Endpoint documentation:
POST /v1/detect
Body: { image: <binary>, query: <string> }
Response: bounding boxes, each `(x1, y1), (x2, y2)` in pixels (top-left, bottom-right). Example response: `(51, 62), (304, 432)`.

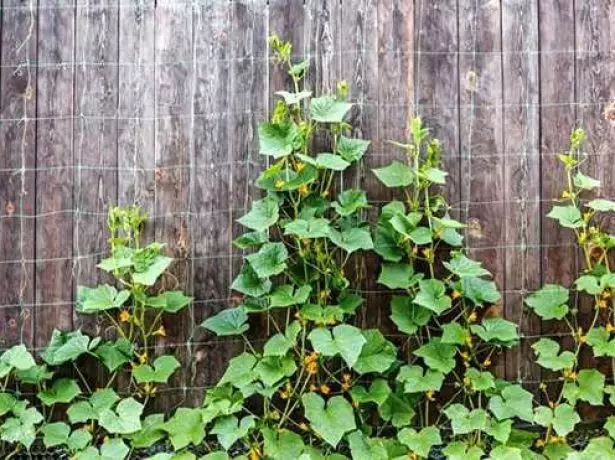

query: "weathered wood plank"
(414, 0), (459, 214)
(117, 0), (156, 228)
(191, 0), (233, 392)
(501, 0), (541, 382)
(72, 0), (119, 394)
(35, 0), (75, 349)
(340, 0), (378, 330)
(305, 0), (340, 96)
(458, 0), (505, 377)
(574, 0), (615, 419)
(154, 0), (193, 408)
(539, 0), (576, 397)
(0, 0), (37, 348)
(372, 0), (413, 329)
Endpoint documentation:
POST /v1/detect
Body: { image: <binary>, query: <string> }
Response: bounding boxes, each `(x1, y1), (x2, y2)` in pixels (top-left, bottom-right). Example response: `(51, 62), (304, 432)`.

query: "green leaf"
(563, 369), (605, 406)
(142, 291), (192, 313)
(218, 353), (258, 389)
(377, 263), (416, 289)
(275, 90), (312, 105)
(132, 255), (173, 286)
(231, 265), (272, 297)
(389, 211), (422, 237)
(310, 95), (352, 123)
(127, 413), (166, 449)
(398, 426), (441, 457)
(133, 355), (180, 384)
(42, 422), (70, 448)
(233, 230), (268, 249)
(38, 378), (81, 406)
(605, 415), (615, 440)
(309, 324), (366, 368)
(441, 322), (469, 345)
(350, 379), (392, 407)
(547, 205), (583, 228)
(211, 415), (255, 450)
(77, 284), (131, 313)
(534, 404), (579, 437)
(374, 225), (405, 262)
(390, 295), (432, 335)
(525, 284), (569, 320)
(587, 327), (615, 358)
(487, 419), (513, 444)
(464, 368), (495, 392)
(422, 167), (448, 184)
(332, 189), (368, 216)
(588, 199), (615, 212)
(258, 122), (298, 158)
(0, 403), (43, 449)
(301, 393), (356, 447)
(262, 427), (306, 460)
(444, 404), (488, 435)
(76, 438), (130, 460)
(0, 344), (35, 375)
(489, 446), (523, 460)
(257, 162), (319, 192)
(372, 161), (414, 188)
(96, 337), (134, 372)
(202, 307), (249, 336)
(574, 172), (600, 190)
(67, 389), (119, 423)
(246, 242), (288, 278)
(489, 384), (534, 422)
(460, 277), (501, 305)
(237, 197), (280, 232)
(354, 330), (397, 374)
(532, 338), (575, 370)
(575, 275), (602, 294)
(347, 431), (389, 460)
(378, 392), (415, 428)
(444, 254), (491, 278)
(413, 339), (456, 373)
(254, 355), (297, 386)
(163, 407), (205, 450)
(296, 153), (350, 171)
(42, 329), (97, 366)
(337, 136), (370, 163)
(470, 318), (519, 348)
(263, 322), (301, 357)
(396, 365), (444, 393)
(442, 441), (484, 460)
(328, 227), (373, 253)
(99, 397), (143, 434)
(409, 227), (432, 245)
(269, 285), (312, 308)
(284, 218), (331, 239)
(0, 393), (17, 416)
(414, 279), (451, 314)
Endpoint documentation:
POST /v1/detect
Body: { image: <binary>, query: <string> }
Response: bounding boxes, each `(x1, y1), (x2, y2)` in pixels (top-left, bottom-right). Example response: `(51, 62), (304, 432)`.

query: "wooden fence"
(1, 0), (614, 407)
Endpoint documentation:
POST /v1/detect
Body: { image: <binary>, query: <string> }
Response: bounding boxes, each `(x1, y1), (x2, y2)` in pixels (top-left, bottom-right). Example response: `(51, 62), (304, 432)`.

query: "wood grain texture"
(0, 0), (37, 348)
(191, 0), (233, 392)
(154, 0), (193, 408)
(501, 0), (541, 382)
(458, 0), (505, 377)
(340, 0), (378, 330)
(35, 0), (75, 349)
(574, 0), (615, 419)
(539, 0), (576, 396)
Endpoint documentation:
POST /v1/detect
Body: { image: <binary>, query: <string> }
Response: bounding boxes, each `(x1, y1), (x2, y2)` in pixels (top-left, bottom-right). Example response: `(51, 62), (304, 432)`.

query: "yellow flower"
(298, 184), (309, 196)
(294, 161), (306, 173)
(306, 361), (318, 375)
(320, 384), (331, 395)
(483, 358), (492, 367)
(321, 190), (330, 198)
(309, 383), (318, 392)
(119, 310), (131, 323)
(426, 390), (435, 401)
(138, 352), (148, 364)
(341, 382), (351, 392)
(596, 299), (608, 309)
(274, 179), (286, 189)
(451, 290), (462, 299)
(607, 323), (615, 333)
(249, 447), (261, 460)
(468, 311), (478, 323)
(299, 422), (309, 431)
(153, 325), (166, 337)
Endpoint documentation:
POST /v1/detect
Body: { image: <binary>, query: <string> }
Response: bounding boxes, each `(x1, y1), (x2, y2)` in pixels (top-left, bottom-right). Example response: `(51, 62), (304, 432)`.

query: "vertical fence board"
(574, 1), (615, 418)
(539, 0), (576, 394)
(35, 0), (76, 348)
(192, 0), (233, 390)
(118, 0), (155, 222)
(501, 0), (541, 382)
(458, 0), (505, 376)
(414, 0), (459, 213)
(341, 0), (378, 330)
(154, 0), (193, 408)
(0, 0), (37, 348)
(72, 0), (119, 392)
